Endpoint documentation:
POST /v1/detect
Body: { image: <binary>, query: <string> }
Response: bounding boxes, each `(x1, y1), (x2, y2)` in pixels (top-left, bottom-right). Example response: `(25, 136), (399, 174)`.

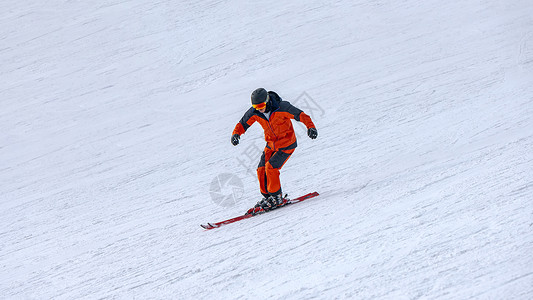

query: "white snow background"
(1, 0), (533, 299)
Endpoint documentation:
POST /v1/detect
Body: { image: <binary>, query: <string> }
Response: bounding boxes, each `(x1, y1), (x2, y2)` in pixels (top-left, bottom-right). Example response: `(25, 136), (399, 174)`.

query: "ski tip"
(200, 223), (213, 230)
(201, 222), (219, 230)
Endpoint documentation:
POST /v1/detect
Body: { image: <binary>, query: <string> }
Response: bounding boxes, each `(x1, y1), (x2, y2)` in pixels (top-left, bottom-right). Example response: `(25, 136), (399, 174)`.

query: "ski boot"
(245, 194), (289, 215)
(246, 196), (269, 215)
(270, 193), (289, 209)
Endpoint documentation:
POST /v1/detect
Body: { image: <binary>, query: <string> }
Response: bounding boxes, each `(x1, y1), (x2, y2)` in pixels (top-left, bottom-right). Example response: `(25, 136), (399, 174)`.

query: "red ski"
(201, 192), (319, 230)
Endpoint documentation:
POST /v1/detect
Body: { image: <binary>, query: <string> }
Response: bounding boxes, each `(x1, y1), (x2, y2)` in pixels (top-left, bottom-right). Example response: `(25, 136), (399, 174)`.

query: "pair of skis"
(201, 192), (319, 230)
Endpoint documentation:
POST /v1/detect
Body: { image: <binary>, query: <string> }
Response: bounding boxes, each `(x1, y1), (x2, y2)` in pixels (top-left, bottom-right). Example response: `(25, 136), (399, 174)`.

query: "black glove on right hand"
(308, 128), (318, 139)
(231, 134), (240, 146)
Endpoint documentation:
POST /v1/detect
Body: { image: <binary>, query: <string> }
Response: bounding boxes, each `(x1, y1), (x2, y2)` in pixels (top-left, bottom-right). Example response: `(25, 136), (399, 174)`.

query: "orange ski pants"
(257, 147), (295, 197)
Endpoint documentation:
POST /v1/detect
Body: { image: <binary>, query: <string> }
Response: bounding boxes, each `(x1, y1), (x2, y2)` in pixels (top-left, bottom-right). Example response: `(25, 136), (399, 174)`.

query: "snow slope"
(1, 0), (532, 299)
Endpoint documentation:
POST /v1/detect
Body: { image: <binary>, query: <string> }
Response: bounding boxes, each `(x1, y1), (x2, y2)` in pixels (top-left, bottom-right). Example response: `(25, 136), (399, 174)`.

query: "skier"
(231, 88), (318, 215)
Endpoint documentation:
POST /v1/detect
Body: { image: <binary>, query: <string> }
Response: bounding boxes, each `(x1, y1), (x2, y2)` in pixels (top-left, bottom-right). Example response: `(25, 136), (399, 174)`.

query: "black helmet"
(251, 88), (268, 105)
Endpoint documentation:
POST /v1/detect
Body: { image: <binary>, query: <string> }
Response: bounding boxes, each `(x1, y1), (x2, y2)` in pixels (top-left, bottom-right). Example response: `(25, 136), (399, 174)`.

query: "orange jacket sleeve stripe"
(280, 101), (316, 129)
(298, 112), (315, 129)
(232, 108), (257, 136)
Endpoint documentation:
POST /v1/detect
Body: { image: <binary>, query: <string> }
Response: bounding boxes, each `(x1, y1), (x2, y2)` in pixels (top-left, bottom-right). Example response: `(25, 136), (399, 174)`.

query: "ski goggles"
(252, 101), (267, 110)
(252, 94), (269, 110)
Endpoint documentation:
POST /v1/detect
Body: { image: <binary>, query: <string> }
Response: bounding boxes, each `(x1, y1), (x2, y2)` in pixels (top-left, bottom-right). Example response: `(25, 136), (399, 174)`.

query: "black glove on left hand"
(308, 127), (318, 139)
(231, 134), (240, 146)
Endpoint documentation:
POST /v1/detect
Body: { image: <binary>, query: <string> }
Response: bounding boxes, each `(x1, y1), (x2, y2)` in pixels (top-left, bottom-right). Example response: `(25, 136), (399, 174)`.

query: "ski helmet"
(251, 88), (268, 105)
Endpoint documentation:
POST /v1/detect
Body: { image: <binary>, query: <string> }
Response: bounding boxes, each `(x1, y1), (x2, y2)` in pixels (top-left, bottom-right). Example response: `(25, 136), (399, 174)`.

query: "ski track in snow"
(1, 0), (533, 299)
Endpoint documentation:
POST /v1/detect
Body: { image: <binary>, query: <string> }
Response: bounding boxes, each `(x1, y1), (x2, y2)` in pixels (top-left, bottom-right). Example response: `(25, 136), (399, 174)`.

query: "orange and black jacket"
(232, 91), (316, 151)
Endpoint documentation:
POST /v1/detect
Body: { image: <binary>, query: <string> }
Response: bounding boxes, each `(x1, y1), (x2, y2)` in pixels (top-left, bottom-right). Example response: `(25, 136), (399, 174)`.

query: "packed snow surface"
(1, 0), (532, 299)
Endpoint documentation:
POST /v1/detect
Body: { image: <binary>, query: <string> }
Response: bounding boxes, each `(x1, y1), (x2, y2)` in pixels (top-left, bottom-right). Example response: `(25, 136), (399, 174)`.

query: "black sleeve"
(280, 101), (303, 121)
(239, 107), (256, 131)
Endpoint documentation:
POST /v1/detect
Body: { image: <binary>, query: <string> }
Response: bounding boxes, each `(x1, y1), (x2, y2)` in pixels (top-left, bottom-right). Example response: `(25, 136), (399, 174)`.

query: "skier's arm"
(285, 103), (316, 129)
(284, 103), (317, 139)
(232, 108), (257, 144)
(297, 111), (315, 129)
